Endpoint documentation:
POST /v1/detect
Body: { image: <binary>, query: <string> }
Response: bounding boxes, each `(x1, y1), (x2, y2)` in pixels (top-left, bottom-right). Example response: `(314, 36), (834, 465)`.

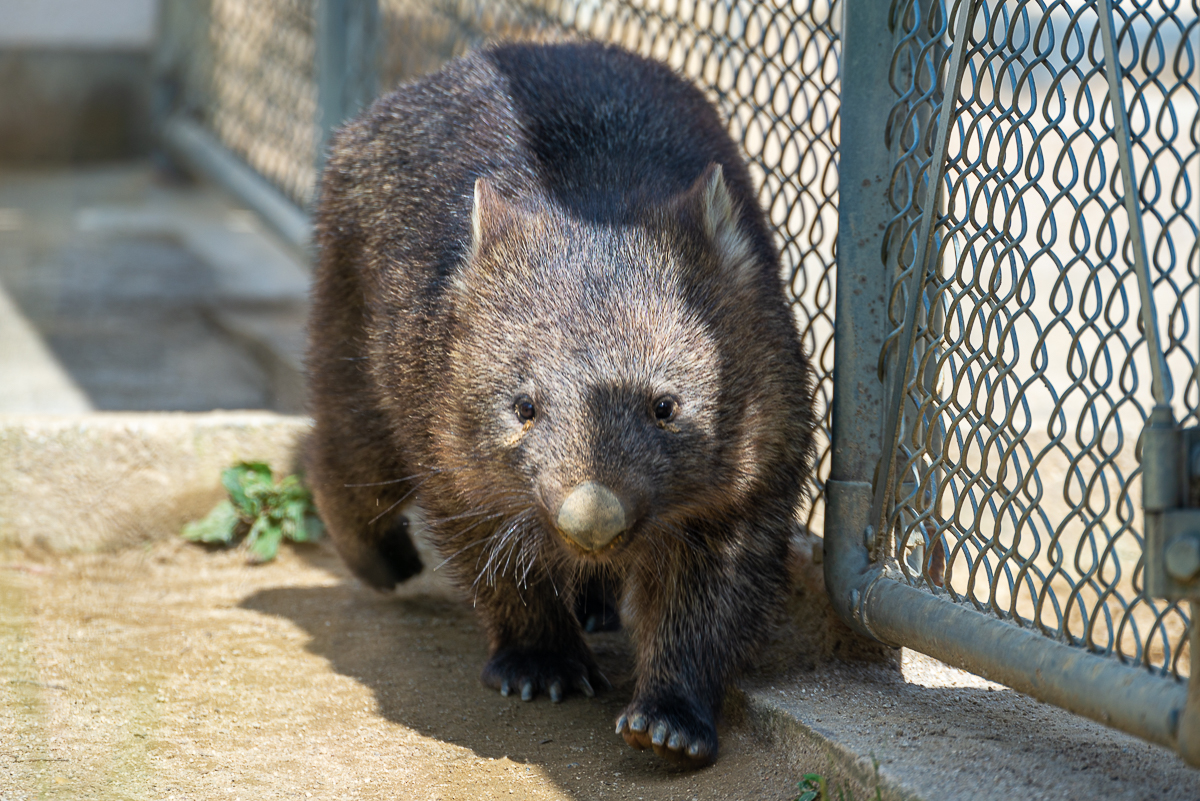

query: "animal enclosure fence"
(156, 0), (1200, 767)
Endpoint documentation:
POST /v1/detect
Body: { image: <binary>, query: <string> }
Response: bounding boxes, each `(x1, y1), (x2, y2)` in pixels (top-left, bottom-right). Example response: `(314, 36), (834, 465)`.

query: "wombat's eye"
(653, 396), (678, 422)
(514, 395), (537, 421)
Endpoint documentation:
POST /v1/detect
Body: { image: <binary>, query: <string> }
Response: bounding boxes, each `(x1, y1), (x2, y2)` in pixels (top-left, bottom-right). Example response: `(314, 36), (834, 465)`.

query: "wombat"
(306, 40), (816, 767)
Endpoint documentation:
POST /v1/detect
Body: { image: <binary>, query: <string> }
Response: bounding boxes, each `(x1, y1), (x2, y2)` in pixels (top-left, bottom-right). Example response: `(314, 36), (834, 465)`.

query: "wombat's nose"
(555, 481), (628, 551)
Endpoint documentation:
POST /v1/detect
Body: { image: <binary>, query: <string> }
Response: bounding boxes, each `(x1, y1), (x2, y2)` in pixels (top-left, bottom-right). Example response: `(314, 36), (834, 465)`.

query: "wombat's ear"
(468, 176), (522, 258)
(680, 163), (756, 284)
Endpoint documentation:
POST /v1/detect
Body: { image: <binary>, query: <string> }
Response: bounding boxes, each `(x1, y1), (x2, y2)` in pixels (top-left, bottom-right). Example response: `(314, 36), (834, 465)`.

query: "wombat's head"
(430, 165), (810, 571)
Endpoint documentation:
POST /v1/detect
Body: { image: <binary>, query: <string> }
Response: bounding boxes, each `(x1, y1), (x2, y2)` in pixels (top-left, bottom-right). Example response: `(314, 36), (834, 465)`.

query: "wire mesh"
(880, 0), (1199, 676)
(162, 0), (320, 208)
(376, 0), (842, 534)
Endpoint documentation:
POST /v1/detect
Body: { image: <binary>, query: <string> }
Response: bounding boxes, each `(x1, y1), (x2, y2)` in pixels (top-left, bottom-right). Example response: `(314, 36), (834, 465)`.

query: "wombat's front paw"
(616, 695), (717, 767)
(481, 647), (608, 703)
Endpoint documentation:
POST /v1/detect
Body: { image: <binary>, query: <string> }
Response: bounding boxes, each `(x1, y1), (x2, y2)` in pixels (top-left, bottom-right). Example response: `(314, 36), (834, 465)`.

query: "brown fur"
(305, 41), (816, 767)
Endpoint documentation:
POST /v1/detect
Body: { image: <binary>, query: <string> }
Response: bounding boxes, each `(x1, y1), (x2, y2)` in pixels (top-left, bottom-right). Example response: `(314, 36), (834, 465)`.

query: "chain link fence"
(832, 0), (1200, 764)
(159, 0), (320, 208)
(878, 0), (1197, 677)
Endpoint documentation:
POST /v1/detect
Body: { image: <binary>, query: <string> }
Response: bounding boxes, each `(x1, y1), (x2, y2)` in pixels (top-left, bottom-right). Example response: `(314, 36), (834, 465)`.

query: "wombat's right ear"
(678, 163), (757, 287)
(468, 177), (521, 260)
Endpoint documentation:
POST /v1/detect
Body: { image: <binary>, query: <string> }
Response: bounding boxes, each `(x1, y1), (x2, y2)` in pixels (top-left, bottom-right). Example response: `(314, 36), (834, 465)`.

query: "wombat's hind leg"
(324, 506), (424, 591)
(474, 577), (611, 703)
(304, 429), (425, 590)
(377, 514), (424, 583)
(481, 647), (609, 703)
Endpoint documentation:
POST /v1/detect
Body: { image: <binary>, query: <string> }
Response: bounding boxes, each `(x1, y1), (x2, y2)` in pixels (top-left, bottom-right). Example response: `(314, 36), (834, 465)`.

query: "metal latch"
(1143, 413), (1200, 599)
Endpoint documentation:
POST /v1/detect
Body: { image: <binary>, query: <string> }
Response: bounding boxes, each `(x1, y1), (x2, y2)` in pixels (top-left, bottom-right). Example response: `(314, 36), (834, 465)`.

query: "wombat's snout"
(555, 481), (629, 551)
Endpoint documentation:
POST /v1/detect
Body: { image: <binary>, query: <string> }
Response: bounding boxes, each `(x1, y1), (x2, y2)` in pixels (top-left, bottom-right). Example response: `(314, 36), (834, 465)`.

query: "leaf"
(222, 462), (273, 516)
(277, 474), (309, 502)
(181, 500), (239, 544)
(245, 515), (283, 563)
(278, 498), (309, 542)
(182, 462), (324, 560)
(796, 774), (824, 801)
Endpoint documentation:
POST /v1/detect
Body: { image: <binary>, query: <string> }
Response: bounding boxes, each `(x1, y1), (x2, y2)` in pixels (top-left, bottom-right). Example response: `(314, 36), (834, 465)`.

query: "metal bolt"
(1164, 535), (1200, 583)
(864, 525), (876, 551)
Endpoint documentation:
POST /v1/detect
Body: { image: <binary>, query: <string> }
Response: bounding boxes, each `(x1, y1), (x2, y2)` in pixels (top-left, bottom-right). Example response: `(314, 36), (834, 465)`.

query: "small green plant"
(182, 462), (323, 563)
(796, 773), (825, 801)
(794, 759), (883, 801)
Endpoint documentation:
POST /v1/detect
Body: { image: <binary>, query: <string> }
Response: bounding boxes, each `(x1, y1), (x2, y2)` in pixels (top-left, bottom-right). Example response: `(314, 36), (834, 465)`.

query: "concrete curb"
(0, 411), (310, 552)
(738, 687), (910, 801)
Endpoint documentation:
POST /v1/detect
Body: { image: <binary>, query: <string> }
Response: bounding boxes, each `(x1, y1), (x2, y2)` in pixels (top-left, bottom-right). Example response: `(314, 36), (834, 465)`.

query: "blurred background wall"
(0, 0), (159, 163)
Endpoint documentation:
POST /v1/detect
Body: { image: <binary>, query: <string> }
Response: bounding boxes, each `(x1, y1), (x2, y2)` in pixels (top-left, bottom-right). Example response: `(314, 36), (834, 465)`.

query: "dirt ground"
(1, 537), (818, 800)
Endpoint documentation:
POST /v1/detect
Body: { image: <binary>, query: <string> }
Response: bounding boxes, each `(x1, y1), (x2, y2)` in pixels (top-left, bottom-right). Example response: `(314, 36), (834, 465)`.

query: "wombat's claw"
(481, 646), (605, 703)
(615, 702), (717, 768)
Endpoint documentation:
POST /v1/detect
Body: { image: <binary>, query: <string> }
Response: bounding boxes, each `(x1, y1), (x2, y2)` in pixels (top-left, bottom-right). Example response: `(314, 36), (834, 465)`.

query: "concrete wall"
(0, 0), (158, 48)
(0, 0), (159, 164)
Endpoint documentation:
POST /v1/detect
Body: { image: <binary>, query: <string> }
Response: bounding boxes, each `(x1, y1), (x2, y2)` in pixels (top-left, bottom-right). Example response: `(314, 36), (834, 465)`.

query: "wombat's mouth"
(555, 529), (631, 559)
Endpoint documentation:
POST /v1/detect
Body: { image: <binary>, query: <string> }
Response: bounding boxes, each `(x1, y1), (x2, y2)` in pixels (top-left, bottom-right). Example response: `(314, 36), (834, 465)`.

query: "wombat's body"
(306, 41), (815, 767)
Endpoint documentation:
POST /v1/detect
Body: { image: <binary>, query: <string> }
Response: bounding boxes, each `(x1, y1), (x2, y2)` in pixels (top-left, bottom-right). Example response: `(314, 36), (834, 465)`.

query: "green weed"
(182, 462), (323, 563)
(794, 757), (884, 801)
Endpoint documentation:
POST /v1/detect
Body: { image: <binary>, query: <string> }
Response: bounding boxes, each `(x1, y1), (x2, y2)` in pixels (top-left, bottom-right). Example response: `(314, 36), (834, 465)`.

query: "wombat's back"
(317, 41), (778, 292)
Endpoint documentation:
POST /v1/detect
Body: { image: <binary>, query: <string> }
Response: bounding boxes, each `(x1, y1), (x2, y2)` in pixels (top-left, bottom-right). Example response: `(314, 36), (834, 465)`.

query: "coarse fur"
(305, 40), (816, 768)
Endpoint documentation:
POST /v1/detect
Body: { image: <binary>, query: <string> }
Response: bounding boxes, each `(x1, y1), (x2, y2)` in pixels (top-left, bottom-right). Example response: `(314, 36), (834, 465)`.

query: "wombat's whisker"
(427, 505), (514, 526)
(518, 529), (544, 588)
(475, 513), (531, 587)
(432, 514), (509, 572)
(365, 475), (433, 526)
(343, 466), (460, 488)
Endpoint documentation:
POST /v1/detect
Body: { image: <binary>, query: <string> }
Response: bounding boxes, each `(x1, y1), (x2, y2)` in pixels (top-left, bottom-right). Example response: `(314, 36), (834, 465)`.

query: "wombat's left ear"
(680, 163), (756, 284)
(468, 176), (523, 258)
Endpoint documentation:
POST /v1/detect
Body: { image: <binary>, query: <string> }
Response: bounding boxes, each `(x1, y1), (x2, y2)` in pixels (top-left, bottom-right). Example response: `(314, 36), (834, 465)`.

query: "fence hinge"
(1143, 408), (1200, 600)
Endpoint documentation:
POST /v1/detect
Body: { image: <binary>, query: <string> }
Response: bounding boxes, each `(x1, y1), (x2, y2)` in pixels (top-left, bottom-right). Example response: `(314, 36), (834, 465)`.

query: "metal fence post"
(825, 0), (898, 637)
(317, 0), (381, 173)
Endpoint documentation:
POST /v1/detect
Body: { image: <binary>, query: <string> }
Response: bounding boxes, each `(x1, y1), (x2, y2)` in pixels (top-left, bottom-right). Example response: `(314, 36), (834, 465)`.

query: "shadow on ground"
(237, 576), (798, 799)
(229, 535), (903, 799)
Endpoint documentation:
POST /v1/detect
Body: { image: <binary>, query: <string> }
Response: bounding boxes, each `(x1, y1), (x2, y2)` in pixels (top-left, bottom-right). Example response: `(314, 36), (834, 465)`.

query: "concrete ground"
(3, 163), (1200, 799)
